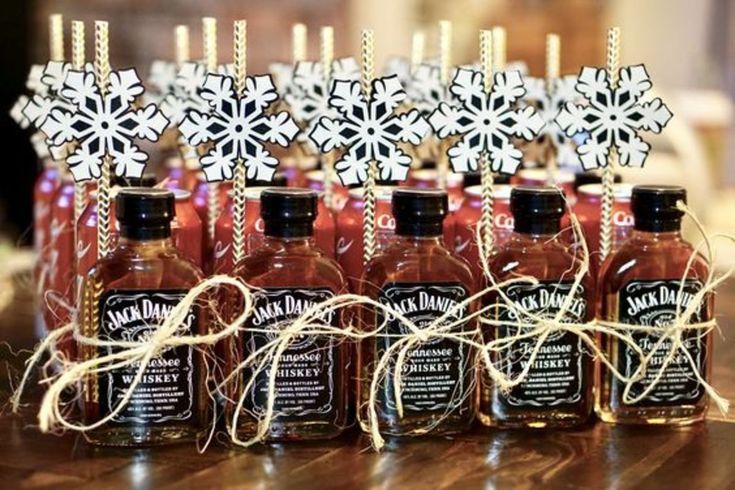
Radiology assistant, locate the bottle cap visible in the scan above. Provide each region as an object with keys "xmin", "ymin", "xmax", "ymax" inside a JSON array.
[
  {"xmin": 261, "ymin": 188, "xmax": 318, "ymax": 237},
  {"xmin": 631, "ymin": 185, "xmax": 686, "ymax": 232},
  {"xmin": 392, "ymin": 188, "xmax": 447, "ymax": 236},
  {"xmin": 246, "ymin": 172, "xmax": 288, "ymax": 188},
  {"xmin": 116, "ymin": 188, "xmax": 175, "ymax": 240},
  {"xmin": 510, "ymin": 186, "xmax": 565, "ymax": 234},
  {"xmin": 113, "ymin": 173, "xmax": 158, "ymax": 188}
]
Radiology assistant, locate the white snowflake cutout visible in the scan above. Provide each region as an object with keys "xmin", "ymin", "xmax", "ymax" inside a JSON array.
[
  {"xmin": 22, "ymin": 61, "xmax": 76, "ymax": 130},
  {"xmin": 555, "ymin": 65, "xmax": 673, "ymax": 170},
  {"xmin": 309, "ymin": 75, "xmax": 430, "ymax": 185},
  {"xmin": 524, "ymin": 75, "xmax": 583, "ymax": 166},
  {"xmin": 178, "ymin": 73, "xmax": 300, "ymax": 182},
  {"xmin": 407, "ymin": 62, "xmax": 449, "ymax": 116},
  {"xmin": 38, "ymin": 68, "xmax": 169, "ymax": 181},
  {"xmin": 160, "ymin": 61, "xmax": 234, "ymax": 126},
  {"xmin": 428, "ymin": 68, "xmax": 544, "ymax": 175},
  {"xmin": 147, "ymin": 60, "xmax": 178, "ymax": 105},
  {"xmin": 269, "ymin": 62, "xmax": 295, "ymax": 95},
  {"xmin": 287, "ymin": 58, "xmax": 359, "ymax": 125},
  {"xmin": 383, "ymin": 56, "xmax": 412, "ymax": 91}
]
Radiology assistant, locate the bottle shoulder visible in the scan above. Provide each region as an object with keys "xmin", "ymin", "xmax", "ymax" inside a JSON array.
[
  {"xmin": 600, "ymin": 236, "xmax": 710, "ymax": 291},
  {"xmin": 235, "ymin": 245, "xmax": 347, "ymax": 292},
  {"xmin": 362, "ymin": 243, "xmax": 475, "ymax": 294},
  {"xmin": 86, "ymin": 246, "xmax": 203, "ymax": 290},
  {"xmin": 489, "ymin": 237, "xmax": 589, "ymax": 284}
]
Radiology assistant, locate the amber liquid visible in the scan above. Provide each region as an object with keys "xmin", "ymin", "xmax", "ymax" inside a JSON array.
[
  {"xmin": 479, "ymin": 231, "xmax": 595, "ymax": 428},
  {"xmin": 80, "ymin": 237, "xmax": 206, "ymax": 446},
  {"xmin": 231, "ymin": 236, "xmax": 350, "ymax": 441},
  {"xmin": 597, "ymin": 229, "xmax": 713, "ymax": 425},
  {"xmin": 359, "ymin": 235, "xmax": 477, "ymax": 436}
]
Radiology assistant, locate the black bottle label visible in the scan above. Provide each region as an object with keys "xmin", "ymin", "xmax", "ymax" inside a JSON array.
[
  {"xmin": 98, "ymin": 289, "xmax": 197, "ymax": 426},
  {"xmin": 244, "ymin": 288, "xmax": 342, "ymax": 421},
  {"xmin": 377, "ymin": 282, "xmax": 472, "ymax": 417},
  {"xmin": 494, "ymin": 281, "xmax": 590, "ymax": 408},
  {"xmin": 616, "ymin": 279, "xmax": 708, "ymax": 406}
]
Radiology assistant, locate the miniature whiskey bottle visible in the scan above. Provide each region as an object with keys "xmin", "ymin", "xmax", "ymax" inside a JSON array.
[
  {"xmin": 232, "ymin": 188, "xmax": 350, "ymax": 441},
  {"xmin": 480, "ymin": 187, "xmax": 595, "ymax": 428},
  {"xmin": 597, "ymin": 186, "xmax": 713, "ymax": 425},
  {"xmin": 80, "ymin": 188, "xmax": 205, "ymax": 446},
  {"xmin": 359, "ymin": 189, "xmax": 477, "ymax": 436}
]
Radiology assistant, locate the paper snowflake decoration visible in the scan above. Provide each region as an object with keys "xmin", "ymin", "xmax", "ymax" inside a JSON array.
[
  {"xmin": 147, "ymin": 60, "xmax": 178, "ymax": 104},
  {"xmin": 309, "ymin": 75, "xmax": 430, "ymax": 185},
  {"xmin": 269, "ymin": 62, "xmax": 295, "ymax": 96},
  {"xmin": 383, "ymin": 56, "xmax": 412, "ymax": 91},
  {"xmin": 524, "ymin": 75, "xmax": 582, "ymax": 166},
  {"xmin": 407, "ymin": 63, "xmax": 448, "ymax": 116},
  {"xmin": 555, "ymin": 65, "xmax": 673, "ymax": 170},
  {"xmin": 38, "ymin": 68, "xmax": 169, "ymax": 181},
  {"xmin": 178, "ymin": 73, "xmax": 299, "ymax": 182},
  {"xmin": 287, "ymin": 58, "xmax": 359, "ymax": 126},
  {"xmin": 159, "ymin": 61, "xmax": 234, "ymax": 127},
  {"xmin": 428, "ymin": 68, "xmax": 544, "ymax": 175}
]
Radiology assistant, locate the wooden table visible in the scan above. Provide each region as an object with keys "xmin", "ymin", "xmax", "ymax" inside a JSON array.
[{"xmin": 1, "ymin": 280, "xmax": 734, "ymax": 489}]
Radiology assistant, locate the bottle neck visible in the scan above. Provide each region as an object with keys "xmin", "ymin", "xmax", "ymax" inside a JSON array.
[
  {"xmin": 120, "ymin": 223, "xmax": 172, "ymax": 241},
  {"xmin": 631, "ymin": 228, "xmax": 683, "ymax": 242},
  {"xmin": 395, "ymin": 219, "xmax": 444, "ymax": 237},
  {"xmin": 264, "ymin": 235, "xmax": 315, "ymax": 249},
  {"xmin": 118, "ymin": 235, "xmax": 174, "ymax": 251},
  {"xmin": 394, "ymin": 234, "xmax": 444, "ymax": 249},
  {"xmin": 264, "ymin": 221, "xmax": 314, "ymax": 238},
  {"xmin": 513, "ymin": 217, "xmax": 561, "ymax": 235},
  {"xmin": 634, "ymin": 218, "xmax": 682, "ymax": 233}
]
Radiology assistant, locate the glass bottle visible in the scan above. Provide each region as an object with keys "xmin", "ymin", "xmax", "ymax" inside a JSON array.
[
  {"xmin": 480, "ymin": 186, "xmax": 595, "ymax": 428},
  {"xmin": 359, "ymin": 188, "xmax": 477, "ymax": 436},
  {"xmin": 80, "ymin": 188, "xmax": 205, "ymax": 446},
  {"xmin": 597, "ymin": 185, "xmax": 713, "ymax": 425},
  {"xmin": 231, "ymin": 188, "xmax": 350, "ymax": 441}
]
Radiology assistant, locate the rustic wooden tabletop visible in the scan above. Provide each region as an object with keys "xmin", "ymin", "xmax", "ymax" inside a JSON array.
[{"xmin": 1, "ymin": 278, "xmax": 733, "ymax": 489}]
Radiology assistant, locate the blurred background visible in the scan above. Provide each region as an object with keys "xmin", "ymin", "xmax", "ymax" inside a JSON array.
[{"xmin": 0, "ymin": 0, "xmax": 733, "ymax": 251}]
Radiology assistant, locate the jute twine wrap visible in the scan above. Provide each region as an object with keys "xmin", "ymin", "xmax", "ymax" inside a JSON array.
[
  {"xmin": 599, "ymin": 27, "xmax": 620, "ymax": 264},
  {"xmin": 597, "ymin": 201, "xmax": 730, "ymax": 413},
  {"xmin": 13, "ymin": 212, "xmax": 730, "ymax": 450},
  {"xmin": 231, "ymin": 20, "xmax": 248, "ymax": 266},
  {"xmin": 320, "ymin": 26, "xmax": 336, "ymax": 211},
  {"xmin": 12, "ymin": 276, "xmax": 254, "ymax": 434},
  {"xmin": 203, "ymin": 17, "xmax": 219, "ymax": 240},
  {"xmin": 360, "ymin": 29, "xmax": 377, "ymax": 264},
  {"xmin": 94, "ymin": 21, "xmax": 112, "ymax": 259}
]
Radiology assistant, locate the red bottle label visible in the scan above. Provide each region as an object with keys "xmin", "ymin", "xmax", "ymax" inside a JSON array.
[
  {"xmin": 98, "ymin": 289, "xmax": 197, "ymax": 426},
  {"xmin": 494, "ymin": 281, "xmax": 589, "ymax": 408},
  {"xmin": 615, "ymin": 279, "xmax": 707, "ymax": 406},
  {"xmin": 376, "ymin": 282, "xmax": 472, "ymax": 416},
  {"xmin": 244, "ymin": 287, "xmax": 340, "ymax": 420}
]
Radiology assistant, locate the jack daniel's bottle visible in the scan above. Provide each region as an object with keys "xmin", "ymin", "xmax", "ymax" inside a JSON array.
[
  {"xmin": 359, "ymin": 189, "xmax": 477, "ymax": 436},
  {"xmin": 480, "ymin": 187, "xmax": 594, "ymax": 428},
  {"xmin": 80, "ymin": 188, "xmax": 205, "ymax": 446},
  {"xmin": 597, "ymin": 186, "xmax": 713, "ymax": 425},
  {"xmin": 232, "ymin": 189, "xmax": 350, "ymax": 441}
]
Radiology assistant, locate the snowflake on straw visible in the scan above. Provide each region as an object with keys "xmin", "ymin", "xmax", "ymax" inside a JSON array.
[
  {"xmin": 178, "ymin": 73, "xmax": 300, "ymax": 182},
  {"xmin": 147, "ymin": 60, "xmax": 178, "ymax": 104},
  {"xmin": 159, "ymin": 61, "xmax": 234, "ymax": 126},
  {"xmin": 524, "ymin": 75, "xmax": 583, "ymax": 166},
  {"xmin": 428, "ymin": 68, "xmax": 544, "ymax": 175},
  {"xmin": 287, "ymin": 58, "xmax": 359, "ymax": 126},
  {"xmin": 555, "ymin": 65, "xmax": 673, "ymax": 170},
  {"xmin": 407, "ymin": 63, "xmax": 448, "ymax": 116},
  {"xmin": 309, "ymin": 75, "xmax": 430, "ymax": 185},
  {"xmin": 38, "ymin": 68, "xmax": 170, "ymax": 181}
]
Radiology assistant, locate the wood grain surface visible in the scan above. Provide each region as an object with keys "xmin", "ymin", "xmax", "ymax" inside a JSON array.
[{"xmin": 1, "ymin": 279, "xmax": 733, "ymax": 489}]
